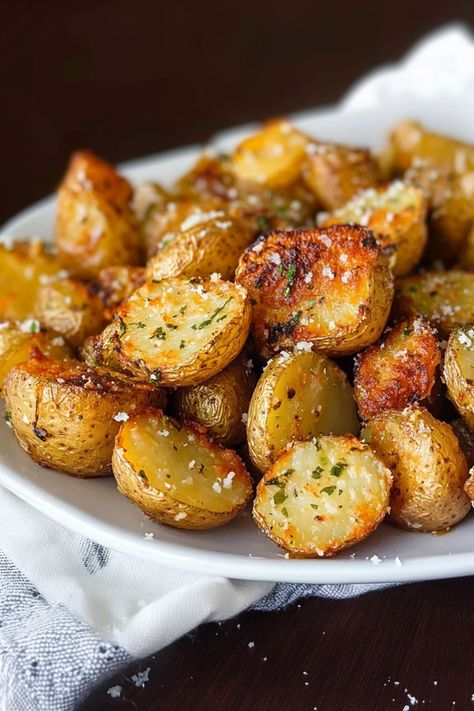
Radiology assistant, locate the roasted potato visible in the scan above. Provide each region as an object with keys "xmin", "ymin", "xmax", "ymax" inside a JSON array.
[
  {"xmin": 362, "ymin": 405, "xmax": 470, "ymax": 531},
  {"xmin": 236, "ymin": 225, "xmax": 393, "ymax": 359},
  {"xmin": 55, "ymin": 151, "xmax": 142, "ymax": 277},
  {"xmin": 465, "ymin": 466, "xmax": 474, "ymax": 502},
  {"xmin": 36, "ymin": 277, "xmax": 106, "ymax": 347},
  {"xmin": 0, "ymin": 322, "xmax": 72, "ymax": 393},
  {"xmin": 443, "ymin": 327, "xmax": 474, "ymax": 431},
  {"xmin": 94, "ymin": 266, "xmax": 146, "ymax": 319},
  {"xmin": 132, "ymin": 181, "xmax": 172, "ymax": 224},
  {"xmin": 247, "ymin": 349, "xmax": 359, "ymax": 473},
  {"xmin": 321, "ymin": 181, "xmax": 427, "ymax": 276},
  {"xmin": 112, "ymin": 409, "xmax": 253, "ymax": 529},
  {"xmin": 4, "ymin": 356, "xmax": 164, "ymax": 477},
  {"xmin": 354, "ymin": 317, "xmax": 441, "ymax": 421},
  {"xmin": 0, "ymin": 240, "xmax": 64, "ymax": 321},
  {"xmin": 392, "ymin": 271, "xmax": 474, "ymax": 337},
  {"xmin": 96, "ymin": 277, "xmax": 252, "ymax": 386},
  {"xmin": 231, "ymin": 120, "xmax": 309, "ymax": 189},
  {"xmin": 172, "ymin": 356, "xmax": 256, "ymax": 446},
  {"xmin": 146, "ymin": 212, "xmax": 254, "ymax": 282},
  {"xmin": 253, "ymin": 435, "xmax": 392, "ymax": 557},
  {"xmin": 451, "ymin": 418, "xmax": 474, "ymax": 468},
  {"xmin": 302, "ymin": 142, "xmax": 380, "ymax": 210}
]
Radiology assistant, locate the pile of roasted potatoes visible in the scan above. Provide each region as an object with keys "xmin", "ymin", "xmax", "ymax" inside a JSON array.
[{"xmin": 2, "ymin": 118, "xmax": 474, "ymax": 558}]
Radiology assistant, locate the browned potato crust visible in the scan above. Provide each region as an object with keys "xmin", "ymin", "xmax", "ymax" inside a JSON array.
[
  {"xmin": 94, "ymin": 266, "xmax": 146, "ymax": 319},
  {"xmin": 362, "ymin": 405, "xmax": 470, "ymax": 532},
  {"xmin": 354, "ymin": 317, "xmax": 441, "ymax": 421},
  {"xmin": 55, "ymin": 151, "xmax": 142, "ymax": 277},
  {"xmin": 112, "ymin": 409, "xmax": 253, "ymax": 529},
  {"xmin": 235, "ymin": 225, "xmax": 393, "ymax": 358},
  {"xmin": 443, "ymin": 327, "xmax": 474, "ymax": 431},
  {"xmin": 3, "ymin": 357, "xmax": 165, "ymax": 477},
  {"xmin": 451, "ymin": 419, "xmax": 474, "ymax": 468},
  {"xmin": 465, "ymin": 466, "xmax": 474, "ymax": 502}
]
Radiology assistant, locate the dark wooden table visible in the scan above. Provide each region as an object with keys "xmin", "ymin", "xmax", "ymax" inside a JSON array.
[{"xmin": 2, "ymin": 2, "xmax": 474, "ymax": 709}]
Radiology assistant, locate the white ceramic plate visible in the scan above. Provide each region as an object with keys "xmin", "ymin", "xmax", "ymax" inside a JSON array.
[{"xmin": 1, "ymin": 99, "xmax": 474, "ymax": 585}]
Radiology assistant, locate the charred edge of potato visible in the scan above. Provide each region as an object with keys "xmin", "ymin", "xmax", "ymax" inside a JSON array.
[
  {"xmin": 235, "ymin": 225, "xmax": 393, "ymax": 358},
  {"xmin": 252, "ymin": 435, "xmax": 392, "ymax": 558},
  {"xmin": 362, "ymin": 405, "xmax": 470, "ymax": 532},
  {"xmin": 443, "ymin": 326, "xmax": 474, "ymax": 431},
  {"xmin": 112, "ymin": 409, "xmax": 253, "ymax": 530},
  {"xmin": 93, "ymin": 266, "xmax": 146, "ymax": 319},
  {"xmin": 354, "ymin": 317, "xmax": 441, "ymax": 421},
  {"xmin": 3, "ymin": 356, "xmax": 164, "ymax": 477}
]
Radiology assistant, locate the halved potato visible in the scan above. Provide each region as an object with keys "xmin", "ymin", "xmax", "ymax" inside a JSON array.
[
  {"xmin": 0, "ymin": 240, "xmax": 64, "ymax": 321},
  {"xmin": 465, "ymin": 466, "xmax": 474, "ymax": 502},
  {"xmin": 235, "ymin": 225, "xmax": 393, "ymax": 358},
  {"xmin": 0, "ymin": 322, "xmax": 72, "ymax": 393},
  {"xmin": 112, "ymin": 409, "xmax": 253, "ymax": 529},
  {"xmin": 36, "ymin": 277, "xmax": 106, "ymax": 347},
  {"xmin": 321, "ymin": 181, "xmax": 427, "ymax": 276},
  {"xmin": 132, "ymin": 181, "xmax": 172, "ymax": 223},
  {"xmin": 98, "ymin": 277, "xmax": 252, "ymax": 386},
  {"xmin": 247, "ymin": 349, "xmax": 359, "ymax": 473},
  {"xmin": 443, "ymin": 327, "xmax": 474, "ymax": 431},
  {"xmin": 94, "ymin": 265, "xmax": 146, "ymax": 319},
  {"xmin": 362, "ymin": 405, "xmax": 470, "ymax": 532},
  {"xmin": 354, "ymin": 317, "xmax": 441, "ymax": 421},
  {"xmin": 392, "ymin": 271, "xmax": 474, "ymax": 337},
  {"xmin": 253, "ymin": 435, "xmax": 391, "ymax": 557},
  {"xmin": 302, "ymin": 142, "xmax": 380, "ymax": 210},
  {"xmin": 3, "ymin": 356, "xmax": 164, "ymax": 477},
  {"xmin": 146, "ymin": 213, "xmax": 254, "ymax": 281},
  {"xmin": 451, "ymin": 418, "xmax": 474, "ymax": 468},
  {"xmin": 231, "ymin": 120, "xmax": 309, "ymax": 189},
  {"xmin": 55, "ymin": 150, "xmax": 142, "ymax": 277},
  {"xmin": 172, "ymin": 356, "xmax": 256, "ymax": 446}
]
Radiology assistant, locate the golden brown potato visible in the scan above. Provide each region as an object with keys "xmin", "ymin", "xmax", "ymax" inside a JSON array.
[
  {"xmin": 96, "ymin": 277, "xmax": 252, "ymax": 386},
  {"xmin": 36, "ymin": 277, "xmax": 106, "ymax": 347},
  {"xmin": 321, "ymin": 181, "xmax": 427, "ymax": 276},
  {"xmin": 302, "ymin": 142, "xmax": 380, "ymax": 210},
  {"xmin": 354, "ymin": 317, "xmax": 441, "ymax": 421},
  {"xmin": 112, "ymin": 409, "xmax": 253, "ymax": 529},
  {"xmin": 235, "ymin": 225, "xmax": 393, "ymax": 359},
  {"xmin": 443, "ymin": 327, "xmax": 474, "ymax": 431},
  {"xmin": 55, "ymin": 151, "xmax": 142, "ymax": 277},
  {"xmin": 362, "ymin": 405, "xmax": 470, "ymax": 532},
  {"xmin": 0, "ymin": 322, "xmax": 72, "ymax": 393},
  {"xmin": 247, "ymin": 349, "xmax": 360, "ymax": 473},
  {"xmin": 465, "ymin": 466, "xmax": 474, "ymax": 502},
  {"xmin": 132, "ymin": 181, "xmax": 172, "ymax": 224},
  {"xmin": 146, "ymin": 212, "xmax": 254, "ymax": 282},
  {"xmin": 4, "ymin": 356, "xmax": 164, "ymax": 477},
  {"xmin": 253, "ymin": 435, "xmax": 392, "ymax": 557},
  {"xmin": 0, "ymin": 241, "xmax": 64, "ymax": 321},
  {"xmin": 231, "ymin": 120, "xmax": 310, "ymax": 189},
  {"xmin": 392, "ymin": 271, "xmax": 474, "ymax": 337},
  {"xmin": 451, "ymin": 418, "xmax": 474, "ymax": 468},
  {"xmin": 172, "ymin": 356, "xmax": 256, "ymax": 446},
  {"xmin": 94, "ymin": 266, "xmax": 146, "ymax": 319}
]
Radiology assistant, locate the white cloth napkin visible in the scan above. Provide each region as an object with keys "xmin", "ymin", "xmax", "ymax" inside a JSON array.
[{"xmin": 1, "ymin": 23, "xmax": 473, "ymax": 711}]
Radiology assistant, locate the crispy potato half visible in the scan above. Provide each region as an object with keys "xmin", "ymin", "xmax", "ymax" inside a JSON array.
[
  {"xmin": 236, "ymin": 225, "xmax": 393, "ymax": 358},
  {"xmin": 321, "ymin": 181, "xmax": 427, "ymax": 276},
  {"xmin": 253, "ymin": 436, "xmax": 392, "ymax": 557},
  {"xmin": 465, "ymin": 466, "xmax": 474, "ymax": 502},
  {"xmin": 146, "ymin": 212, "xmax": 254, "ymax": 282},
  {"xmin": 3, "ymin": 357, "xmax": 164, "ymax": 477},
  {"xmin": 0, "ymin": 322, "xmax": 72, "ymax": 393},
  {"xmin": 303, "ymin": 142, "xmax": 380, "ymax": 210},
  {"xmin": 443, "ymin": 326, "xmax": 474, "ymax": 431},
  {"xmin": 231, "ymin": 120, "xmax": 309, "ymax": 189},
  {"xmin": 112, "ymin": 409, "xmax": 253, "ymax": 529},
  {"xmin": 362, "ymin": 405, "xmax": 470, "ymax": 532},
  {"xmin": 55, "ymin": 151, "xmax": 142, "ymax": 277},
  {"xmin": 451, "ymin": 418, "xmax": 474, "ymax": 469},
  {"xmin": 0, "ymin": 241, "xmax": 64, "ymax": 321},
  {"xmin": 99, "ymin": 277, "xmax": 252, "ymax": 386},
  {"xmin": 172, "ymin": 356, "xmax": 256, "ymax": 446},
  {"xmin": 94, "ymin": 265, "xmax": 146, "ymax": 319},
  {"xmin": 393, "ymin": 271, "xmax": 474, "ymax": 337},
  {"xmin": 354, "ymin": 317, "xmax": 441, "ymax": 421},
  {"xmin": 36, "ymin": 277, "xmax": 106, "ymax": 347},
  {"xmin": 247, "ymin": 349, "xmax": 360, "ymax": 473}
]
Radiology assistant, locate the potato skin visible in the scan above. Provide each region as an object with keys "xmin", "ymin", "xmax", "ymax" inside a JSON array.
[
  {"xmin": 354, "ymin": 318, "xmax": 441, "ymax": 421},
  {"xmin": 94, "ymin": 266, "xmax": 146, "ymax": 319},
  {"xmin": 3, "ymin": 357, "xmax": 165, "ymax": 477},
  {"xmin": 112, "ymin": 409, "xmax": 253, "ymax": 530},
  {"xmin": 172, "ymin": 356, "xmax": 256, "ymax": 446},
  {"xmin": 443, "ymin": 327, "xmax": 474, "ymax": 431},
  {"xmin": 465, "ymin": 466, "xmax": 474, "ymax": 502},
  {"xmin": 235, "ymin": 225, "xmax": 393, "ymax": 358},
  {"xmin": 55, "ymin": 151, "xmax": 142, "ymax": 277},
  {"xmin": 362, "ymin": 405, "xmax": 470, "ymax": 532}
]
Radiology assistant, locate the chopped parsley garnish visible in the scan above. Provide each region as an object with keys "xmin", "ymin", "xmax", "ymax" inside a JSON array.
[
  {"xmin": 279, "ymin": 264, "xmax": 297, "ymax": 296},
  {"xmin": 273, "ymin": 490, "xmax": 287, "ymax": 505},
  {"xmin": 330, "ymin": 461, "xmax": 348, "ymax": 477},
  {"xmin": 310, "ymin": 504, "xmax": 319, "ymax": 510},
  {"xmin": 151, "ymin": 326, "xmax": 167, "ymax": 340},
  {"xmin": 179, "ymin": 340, "xmax": 186, "ymax": 349},
  {"xmin": 268, "ymin": 310, "xmax": 301, "ymax": 343},
  {"xmin": 118, "ymin": 317, "xmax": 127, "ymax": 336},
  {"xmin": 257, "ymin": 216, "xmax": 269, "ymax": 229},
  {"xmin": 179, "ymin": 305, "xmax": 187, "ymax": 315},
  {"xmin": 166, "ymin": 323, "xmax": 178, "ymax": 330},
  {"xmin": 131, "ymin": 321, "xmax": 146, "ymax": 329},
  {"xmin": 311, "ymin": 466, "xmax": 324, "ymax": 479},
  {"xmin": 192, "ymin": 298, "xmax": 232, "ymax": 330},
  {"xmin": 281, "ymin": 507, "xmax": 289, "ymax": 517},
  {"xmin": 321, "ymin": 485, "xmax": 336, "ymax": 495},
  {"xmin": 403, "ymin": 327, "xmax": 412, "ymax": 336}
]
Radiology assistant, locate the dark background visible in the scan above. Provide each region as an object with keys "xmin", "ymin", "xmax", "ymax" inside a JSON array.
[{"xmin": 2, "ymin": 2, "xmax": 474, "ymax": 709}]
